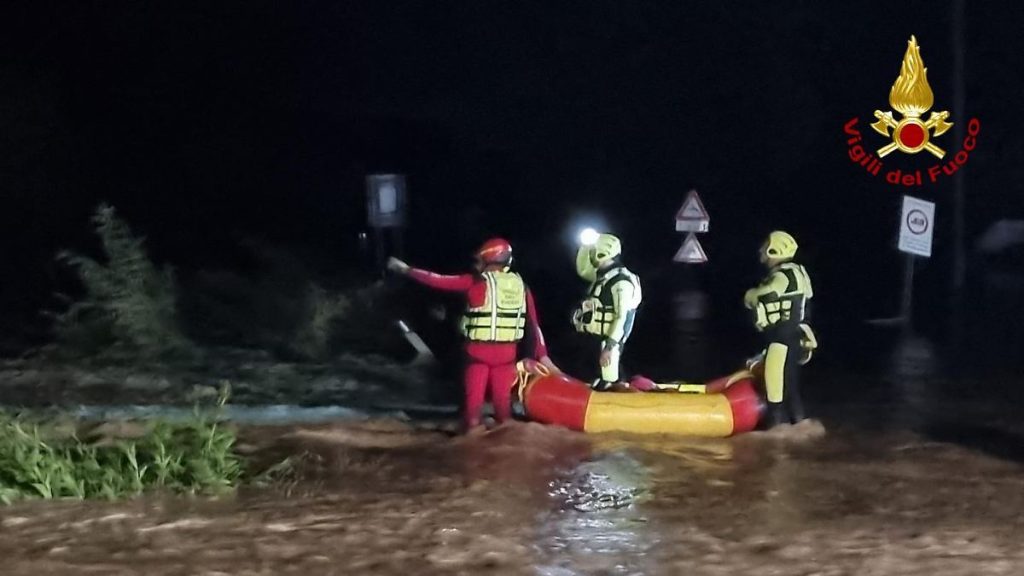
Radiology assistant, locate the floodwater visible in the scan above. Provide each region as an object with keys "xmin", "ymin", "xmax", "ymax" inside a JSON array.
[{"xmin": 3, "ymin": 334, "xmax": 1024, "ymax": 575}]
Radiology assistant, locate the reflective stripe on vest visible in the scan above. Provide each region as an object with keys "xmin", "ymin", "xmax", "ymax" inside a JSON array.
[{"xmin": 462, "ymin": 271, "xmax": 527, "ymax": 342}]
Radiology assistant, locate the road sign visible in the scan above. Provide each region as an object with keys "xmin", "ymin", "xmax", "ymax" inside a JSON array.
[
  {"xmin": 366, "ymin": 174, "xmax": 407, "ymax": 228},
  {"xmin": 675, "ymin": 190, "xmax": 710, "ymax": 232},
  {"xmin": 898, "ymin": 195, "xmax": 935, "ymax": 257},
  {"xmin": 674, "ymin": 233, "xmax": 708, "ymax": 263}
]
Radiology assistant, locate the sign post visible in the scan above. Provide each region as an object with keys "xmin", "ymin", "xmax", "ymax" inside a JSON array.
[
  {"xmin": 673, "ymin": 190, "xmax": 710, "ymax": 263},
  {"xmin": 897, "ymin": 195, "xmax": 936, "ymax": 329},
  {"xmin": 670, "ymin": 190, "xmax": 711, "ymax": 376},
  {"xmin": 366, "ymin": 174, "xmax": 408, "ymax": 271}
]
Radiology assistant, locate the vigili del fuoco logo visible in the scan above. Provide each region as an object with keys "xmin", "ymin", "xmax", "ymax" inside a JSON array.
[{"xmin": 844, "ymin": 35, "xmax": 980, "ymax": 187}]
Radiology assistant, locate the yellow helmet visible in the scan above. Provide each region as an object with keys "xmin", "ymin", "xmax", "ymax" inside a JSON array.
[
  {"xmin": 763, "ymin": 230, "xmax": 798, "ymax": 260},
  {"xmin": 590, "ymin": 234, "xmax": 622, "ymax": 267}
]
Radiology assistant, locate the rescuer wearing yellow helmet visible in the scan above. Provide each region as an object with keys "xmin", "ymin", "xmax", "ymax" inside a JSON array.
[
  {"xmin": 743, "ymin": 231, "xmax": 817, "ymax": 428},
  {"xmin": 572, "ymin": 233, "xmax": 643, "ymax": 391}
]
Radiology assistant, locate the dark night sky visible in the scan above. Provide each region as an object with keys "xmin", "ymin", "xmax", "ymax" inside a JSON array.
[{"xmin": 2, "ymin": 1, "xmax": 1023, "ymax": 346}]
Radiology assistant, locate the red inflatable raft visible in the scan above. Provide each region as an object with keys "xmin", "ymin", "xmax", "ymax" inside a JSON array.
[{"xmin": 515, "ymin": 366, "xmax": 764, "ymax": 437}]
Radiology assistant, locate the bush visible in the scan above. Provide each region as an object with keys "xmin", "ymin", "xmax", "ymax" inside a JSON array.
[
  {"xmin": 321, "ymin": 281, "xmax": 412, "ymax": 360},
  {"xmin": 293, "ymin": 284, "xmax": 351, "ymax": 360},
  {"xmin": 180, "ymin": 251, "xmax": 409, "ymax": 362},
  {"xmin": 52, "ymin": 204, "xmax": 192, "ymax": 361},
  {"xmin": 52, "ymin": 205, "xmax": 408, "ymax": 364}
]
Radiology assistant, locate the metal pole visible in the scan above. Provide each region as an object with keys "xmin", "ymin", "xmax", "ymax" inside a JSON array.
[
  {"xmin": 393, "ymin": 226, "xmax": 404, "ymax": 259},
  {"xmin": 951, "ymin": 0, "xmax": 966, "ymax": 335},
  {"xmin": 901, "ymin": 253, "xmax": 915, "ymax": 333},
  {"xmin": 374, "ymin": 227, "xmax": 385, "ymax": 276}
]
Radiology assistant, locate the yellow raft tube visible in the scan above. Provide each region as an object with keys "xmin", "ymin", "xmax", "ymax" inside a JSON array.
[{"xmin": 515, "ymin": 365, "xmax": 764, "ymax": 437}]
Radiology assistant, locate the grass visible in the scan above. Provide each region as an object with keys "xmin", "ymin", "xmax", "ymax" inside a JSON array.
[{"xmin": 0, "ymin": 388, "xmax": 245, "ymax": 504}]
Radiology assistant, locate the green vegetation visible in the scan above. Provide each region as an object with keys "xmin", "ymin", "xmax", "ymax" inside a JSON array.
[
  {"xmin": 52, "ymin": 203, "xmax": 193, "ymax": 362},
  {"xmin": 1, "ymin": 204, "xmax": 419, "ymax": 503},
  {"xmin": 0, "ymin": 390, "xmax": 243, "ymax": 504},
  {"xmin": 293, "ymin": 283, "xmax": 352, "ymax": 360},
  {"xmin": 49, "ymin": 203, "xmax": 406, "ymax": 366}
]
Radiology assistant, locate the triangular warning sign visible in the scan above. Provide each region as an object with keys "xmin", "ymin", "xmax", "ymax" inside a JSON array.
[
  {"xmin": 676, "ymin": 190, "xmax": 709, "ymax": 221},
  {"xmin": 674, "ymin": 233, "xmax": 708, "ymax": 264}
]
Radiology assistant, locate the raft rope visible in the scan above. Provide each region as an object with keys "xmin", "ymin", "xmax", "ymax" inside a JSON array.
[{"xmin": 513, "ymin": 360, "xmax": 550, "ymax": 405}]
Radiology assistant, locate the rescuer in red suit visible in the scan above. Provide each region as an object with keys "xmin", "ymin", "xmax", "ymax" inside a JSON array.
[{"xmin": 388, "ymin": 238, "xmax": 559, "ymax": 433}]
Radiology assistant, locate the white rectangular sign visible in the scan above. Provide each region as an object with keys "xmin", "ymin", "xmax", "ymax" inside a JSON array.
[
  {"xmin": 366, "ymin": 174, "xmax": 407, "ymax": 228},
  {"xmin": 898, "ymin": 195, "xmax": 935, "ymax": 258},
  {"xmin": 675, "ymin": 220, "xmax": 709, "ymax": 233}
]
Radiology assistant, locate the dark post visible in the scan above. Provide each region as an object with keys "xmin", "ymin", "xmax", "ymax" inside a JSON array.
[
  {"xmin": 392, "ymin": 226, "xmax": 405, "ymax": 259},
  {"xmin": 950, "ymin": 0, "xmax": 966, "ymax": 340},
  {"xmin": 901, "ymin": 253, "xmax": 915, "ymax": 333},
  {"xmin": 374, "ymin": 228, "xmax": 386, "ymax": 275}
]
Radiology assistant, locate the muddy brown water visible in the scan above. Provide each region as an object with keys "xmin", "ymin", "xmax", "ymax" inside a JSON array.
[{"xmin": 1, "ymin": 411, "xmax": 1023, "ymax": 576}]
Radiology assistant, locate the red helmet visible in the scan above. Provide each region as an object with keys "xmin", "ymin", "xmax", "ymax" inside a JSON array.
[{"xmin": 475, "ymin": 238, "xmax": 513, "ymax": 266}]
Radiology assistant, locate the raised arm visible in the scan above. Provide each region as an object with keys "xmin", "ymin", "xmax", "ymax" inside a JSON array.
[
  {"xmin": 388, "ymin": 257, "xmax": 475, "ymax": 292},
  {"xmin": 407, "ymin": 268, "xmax": 475, "ymax": 292},
  {"xmin": 743, "ymin": 271, "xmax": 789, "ymax": 308}
]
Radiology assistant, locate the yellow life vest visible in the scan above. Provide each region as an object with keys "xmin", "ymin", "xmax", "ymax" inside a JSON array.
[
  {"xmin": 573, "ymin": 267, "xmax": 641, "ymax": 338},
  {"xmin": 749, "ymin": 262, "xmax": 813, "ymax": 330},
  {"xmin": 461, "ymin": 271, "xmax": 527, "ymax": 342}
]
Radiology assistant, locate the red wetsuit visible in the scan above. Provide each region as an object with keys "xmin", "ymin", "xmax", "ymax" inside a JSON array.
[{"xmin": 407, "ymin": 267, "xmax": 549, "ymax": 430}]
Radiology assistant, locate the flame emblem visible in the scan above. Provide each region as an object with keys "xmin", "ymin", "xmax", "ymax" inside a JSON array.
[{"xmin": 871, "ymin": 36, "xmax": 953, "ymax": 159}]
